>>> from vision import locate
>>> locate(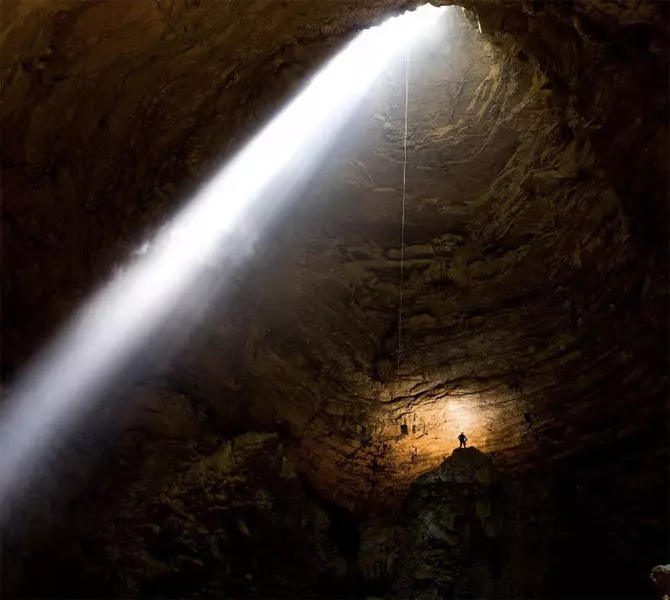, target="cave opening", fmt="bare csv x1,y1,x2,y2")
1,1,668,599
